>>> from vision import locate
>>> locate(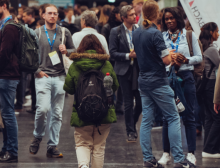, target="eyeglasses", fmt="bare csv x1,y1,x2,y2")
46,12,59,16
